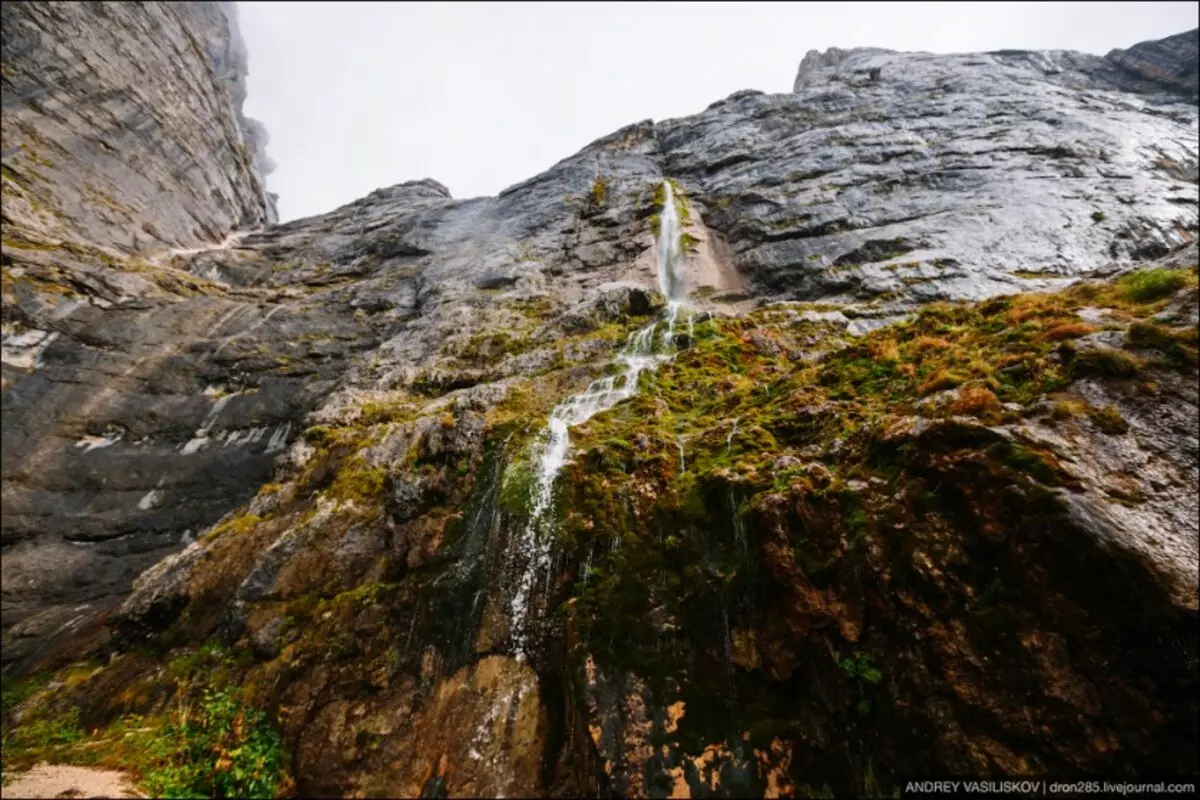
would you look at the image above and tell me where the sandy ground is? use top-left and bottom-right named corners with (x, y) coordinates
top-left (1, 763), bottom-right (141, 799)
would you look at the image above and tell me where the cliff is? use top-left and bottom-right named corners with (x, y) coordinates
top-left (2, 6), bottom-right (1198, 798)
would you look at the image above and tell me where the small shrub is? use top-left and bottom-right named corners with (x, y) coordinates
top-left (840, 656), bottom-right (883, 685)
top-left (1, 671), bottom-right (52, 714)
top-left (918, 369), bottom-right (966, 395)
top-left (3, 707), bottom-right (84, 753)
top-left (1119, 269), bottom-right (1188, 303)
top-left (592, 177), bottom-right (607, 206)
top-left (1091, 211), bottom-right (1106, 223)
top-left (950, 386), bottom-right (1001, 417)
top-left (1043, 322), bottom-right (1097, 341)
top-left (912, 335), bottom-right (952, 353)
top-left (141, 688), bottom-right (285, 799)
top-left (1127, 321), bottom-right (1199, 366)
top-left (1088, 405), bottom-right (1129, 435)
top-left (1067, 346), bottom-right (1141, 379)
top-left (867, 338), bottom-right (900, 363)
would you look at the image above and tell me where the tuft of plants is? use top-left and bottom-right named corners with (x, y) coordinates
top-left (592, 177), bottom-right (607, 206)
top-left (2, 661), bottom-right (287, 800)
top-left (1118, 268), bottom-right (1188, 303)
top-left (1127, 320), bottom-right (1199, 366)
top-left (138, 688), bottom-right (285, 799)
top-left (1066, 346), bottom-right (1142, 379)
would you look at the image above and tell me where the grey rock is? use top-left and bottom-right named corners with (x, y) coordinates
top-left (1106, 28), bottom-right (1199, 99)
top-left (388, 475), bottom-right (432, 524)
top-left (559, 281), bottom-right (663, 333)
top-left (0, 1), bottom-right (273, 254)
top-left (112, 540), bottom-right (207, 644)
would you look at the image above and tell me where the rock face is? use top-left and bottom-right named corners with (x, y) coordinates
top-left (2, 4), bottom-right (1198, 797)
top-left (1107, 28), bottom-right (1200, 99)
top-left (1, 1), bottom-right (275, 257)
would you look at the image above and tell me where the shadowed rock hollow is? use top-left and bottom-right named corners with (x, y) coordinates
top-left (2, 4), bottom-right (1197, 797)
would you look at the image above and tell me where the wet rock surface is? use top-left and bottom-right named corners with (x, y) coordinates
top-left (1, 6), bottom-right (1198, 797)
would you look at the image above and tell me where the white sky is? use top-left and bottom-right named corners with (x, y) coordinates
top-left (237, 1), bottom-right (1199, 222)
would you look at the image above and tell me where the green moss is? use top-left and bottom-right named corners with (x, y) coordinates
top-left (986, 441), bottom-right (1063, 486)
top-left (326, 457), bottom-right (388, 506)
top-left (1118, 268), bottom-right (1190, 303)
top-left (450, 330), bottom-right (532, 364)
top-left (1088, 404), bottom-right (1129, 435)
top-left (303, 425), bottom-right (331, 444)
top-left (1, 671), bottom-right (53, 714)
top-left (3, 705), bottom-right (85, 755)
top-left (207, 513), bottom-right (263, 539)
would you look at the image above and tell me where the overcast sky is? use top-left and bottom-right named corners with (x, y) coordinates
top-left (237, 1), bottom-right (1198, 222)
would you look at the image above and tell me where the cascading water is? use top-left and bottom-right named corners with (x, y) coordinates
top-left (506, 179), bottom-right (692, 661)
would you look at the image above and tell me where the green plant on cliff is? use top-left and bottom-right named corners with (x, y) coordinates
top-left (592, 176), bottom-right (607, 206)
top-left (138, 688), bottom-right (284, 799)
top-left (2, 659), bottom-right (286, 799)
top-left (840, 655), bottom-right (883, 685)
top-left (1119, 267), bottom-right (1187, 302)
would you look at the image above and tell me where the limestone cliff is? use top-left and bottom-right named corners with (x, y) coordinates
top-left (2, 6), bottom-right (1198, 798)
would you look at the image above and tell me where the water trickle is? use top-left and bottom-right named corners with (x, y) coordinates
top-left (720, 599), bottom-right (735, 686)
top-left (726, 418), bottom-right (740, 456)
top-left (506, 179), bottom-right (693, 661)
top-left (676, 434), bottom-right (687, 474)
top-left (730, 486), bottom-right (749, 560)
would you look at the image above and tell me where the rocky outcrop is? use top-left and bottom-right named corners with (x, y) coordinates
top-left (1, 5), bottom-right (1198, 797)
top-left (1107, 28), bottom-right (1200, 99)
top-left (0, 1), bottom-right (275, 257)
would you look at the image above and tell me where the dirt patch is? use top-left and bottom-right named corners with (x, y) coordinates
top-left (0, 763), bottom-right (141, 799)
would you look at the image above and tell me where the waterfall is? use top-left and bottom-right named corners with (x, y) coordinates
top-left (506, 179), bottom-right (692, 661)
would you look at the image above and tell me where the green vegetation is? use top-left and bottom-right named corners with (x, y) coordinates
top-left (1119, 267), bottom-right (1189, 303)
top-left (207, 512), bottom-right (264, 539)
top-left (545, 262), bottom-right (1196, 725)
top-left (1, 671), bottom-right (53, 714)
top-left (1127, 320), bottom-right (1198, 365)
top-left (303, 425), bottom-right (331, 443)
top-left (448, 329), bottom-right (531, 365)
top-left (840, 655), bottom-right (883, 685)
top-left (2, 664), bottom-right (285, 799)
top-left (325, 456), bottom-right (388, 506)
top-left (136, 688), bottom-right (284, 799)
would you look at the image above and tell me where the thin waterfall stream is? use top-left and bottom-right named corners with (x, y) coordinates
top-left (507, 179), bottom-right (692, 661)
